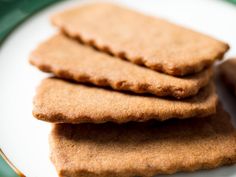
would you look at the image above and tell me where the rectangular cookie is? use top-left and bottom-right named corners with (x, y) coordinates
top-left (33, 78), bottom-right (217, 123)
top-left (30, 34), bottom-right (213, 99)
top-left (49, 105), bottom-right (236, 177)
top-left (51, 3), bottom-right (229, 76)
top-left (219, 58), bottom-right (236, 95)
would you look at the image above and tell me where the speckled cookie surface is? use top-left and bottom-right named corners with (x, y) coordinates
top-left (33, 78), bottom-right (217, 123)
top-left (51, 3), bottom-right (229, 76)
top-left (30, 34), bottom-right (213, 98)
top-left (49, 106), bottom-right (236, 177)
top-left (219, 58), bottom-right (236, 95)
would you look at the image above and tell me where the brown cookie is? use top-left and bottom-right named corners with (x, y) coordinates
top-left (51, 3), bottom-right (229, 76)
top-left (30, 34), bottom-right (213, 99)
top-left (33, 78), bottom-right (217, 123)
top-left (219, 58), bottom-right (236, 95)
top-left (49, 105), bottom-right (236, 177)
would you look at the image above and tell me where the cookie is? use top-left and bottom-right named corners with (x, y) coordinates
top-left (219, 58), bottom-right (236, 95)
top-left (49, 105), bottom-right (236, 177)
top-left (33, 78), bottom-right (217, 123)
top-left (51, 3), bottom-right (229, 76)
top-left (30, 34), bottom-right (213, 99)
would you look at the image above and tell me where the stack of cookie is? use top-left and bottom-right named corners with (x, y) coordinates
top-left (29, 3), bottom-right (236, 177)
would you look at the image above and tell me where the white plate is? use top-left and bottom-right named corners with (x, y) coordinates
top-left (0, 0), bottom-right (236, 177)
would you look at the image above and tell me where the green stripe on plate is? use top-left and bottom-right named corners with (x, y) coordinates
top-left (0, 0), bottom-right (61, 44)
top-left (0, 149), bottom-right (23, 177)
top-left (226, 0), bottom-right (236, 4)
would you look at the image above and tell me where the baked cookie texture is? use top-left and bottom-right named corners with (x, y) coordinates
top-left (33, 78), bottom-right (217, 123)
top-left (219, 58), bottom-right (236, 95)
top-left (49, 105), bottom-right (236, 177)
top-left (51, 3), bottom-right (229, 76)
top-left (30, 34), bottom-right (213, 99)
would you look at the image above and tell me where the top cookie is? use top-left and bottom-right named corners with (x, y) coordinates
top-left (51, 3), bottom-right (229, 76)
